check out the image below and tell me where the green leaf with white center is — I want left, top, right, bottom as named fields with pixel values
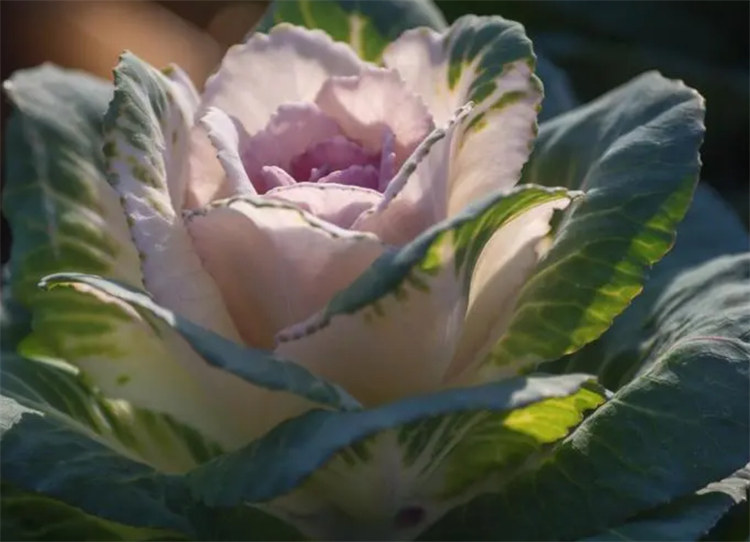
left=1, top=65, right=147, bottom=366
left=0, top=395, right=195, bottom=536
left=423, top=255, right=749, bottom=541
left=103, top=51, right=240, bottom=340
left=184, top=373, right=605, bottom=539
left=2, top=65, right=142, bottom=305
left=256, top=0, right=447, bottom=62
left=1, top=60, right=270, bottom=450
left=0, top=390, right=299, bottom=541
left=103, top=51, right=325, bottom=446
left=464, top=71, right=706, bottom=383
left=552, top=183, right=749, bottom=390
left=1, top=353, right=223, bottom=473
left=275, top=185, right=574, bottom=406
left=39, top=274, right=362, bottom=412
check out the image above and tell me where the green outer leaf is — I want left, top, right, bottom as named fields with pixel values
left=300, top=384, right=602, bottom=539
left=0, top=59, right=222, bottom=482
left=260, top=382, right=603, bottom=539
left=1, top=394, right=299, bottom=541
left=1, top=354, right=223, bottom=473
left=0, top=398, right=195, bottom=536
left=182, top=373, right=601, bottom=508
left=2, top=65, right=143, bottom=351
left=1, top=483, right=187, bottom=542
left=435, top=383, right=604, bottom=498
left=2, top=65, right=135, bottom=303
left=423, top=257, right=749, bottom=541
left=39, top=274, right=362, bottom=412
left=0, top=64, right=217, bottom=446
left=582, top=466, right=750, bottom=541
left=554, top=184, right=749, bottom=390
left=257, top=0, right=447, bottom=61
left=603, top=253, right=750, bottom=387
left=475, top=71, right=705, bottom=379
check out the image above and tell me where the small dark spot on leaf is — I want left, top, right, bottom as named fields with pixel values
left=394, top=506, right=425, bottom=529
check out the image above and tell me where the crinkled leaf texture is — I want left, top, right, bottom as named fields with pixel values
left=461, top=71, right=706, bottom=384
left=1, top=61, right=261, bottom=449
left=42, top=272, right=606, bottom=540
left=423, top=255, right=749, bottom=541
left=0, top=391, right=303, bottom=541
left=582, top=465, right=750, bottom=542
left=420, top=72, right=748, bottom=540
left=2, top=0, right=745, bottom=540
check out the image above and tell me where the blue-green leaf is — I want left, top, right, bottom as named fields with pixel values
left=39, top=273, right=362, bottom=412
left=1, top=62, right=240, bottom=448
left=275, top=185, right=573, bottom=405
left=256, top=0, right=447, bottom=61
left=582, top=465, right=750, bottom=541
left=1, top=393, right=297, bottom=541
left=422, top=255, right=749, bottom=541
left=185, top=373, right=603, bottom=539
left=469, top=71, right=705, bottom=382
left=2, top=65, right=141, bottom=305
left=555, top=183, right=749, bottom=390
left=1, top=353, right=223, bottom=472
left=1, top=65, right=150, bottom=370
left=0, top=396, right=194, bottom=536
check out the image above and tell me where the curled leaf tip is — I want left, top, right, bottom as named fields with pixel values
left=38, top=272, right=78, bottom=290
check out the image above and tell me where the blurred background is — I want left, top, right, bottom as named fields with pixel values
left=1, top=0, right=748, bottom=263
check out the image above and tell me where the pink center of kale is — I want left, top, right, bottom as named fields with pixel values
left=234, top=68, right=434, bottom=227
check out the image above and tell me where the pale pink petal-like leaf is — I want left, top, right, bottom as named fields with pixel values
left=276, top=186, right=572, bottom=407
left=318, top=165, right=380, bottom=190
left=269, top=179, right=383, bottom=228
left=200, top=107, right=257, bottom=196
left=260, top=165, right=297, bottom=191
left=315, top=67, right=434, bottom=166
left=353, top=105, right=472, bottom=245
left=105, top=53, right=240, bottom=341
left=102, top=54, right=304, bottom=446
left=445, top=198, right=571, bottom=382
left=200, top=24, right=364, bottom=138
left=382, top=17, right=542, bottom=217
left=243, top=103, right=343, bottom=187
left=187, top=196, right=384, bottom=348
left=184, top=124, right=230, bottom=209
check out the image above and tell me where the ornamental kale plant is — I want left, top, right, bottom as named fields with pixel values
left=1, top=1, right=748, bottom=540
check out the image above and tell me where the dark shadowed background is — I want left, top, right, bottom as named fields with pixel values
left=2, top=0, right=748, bottom=264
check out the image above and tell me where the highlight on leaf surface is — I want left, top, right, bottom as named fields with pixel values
left=1, top=0, right=746, bottom=540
